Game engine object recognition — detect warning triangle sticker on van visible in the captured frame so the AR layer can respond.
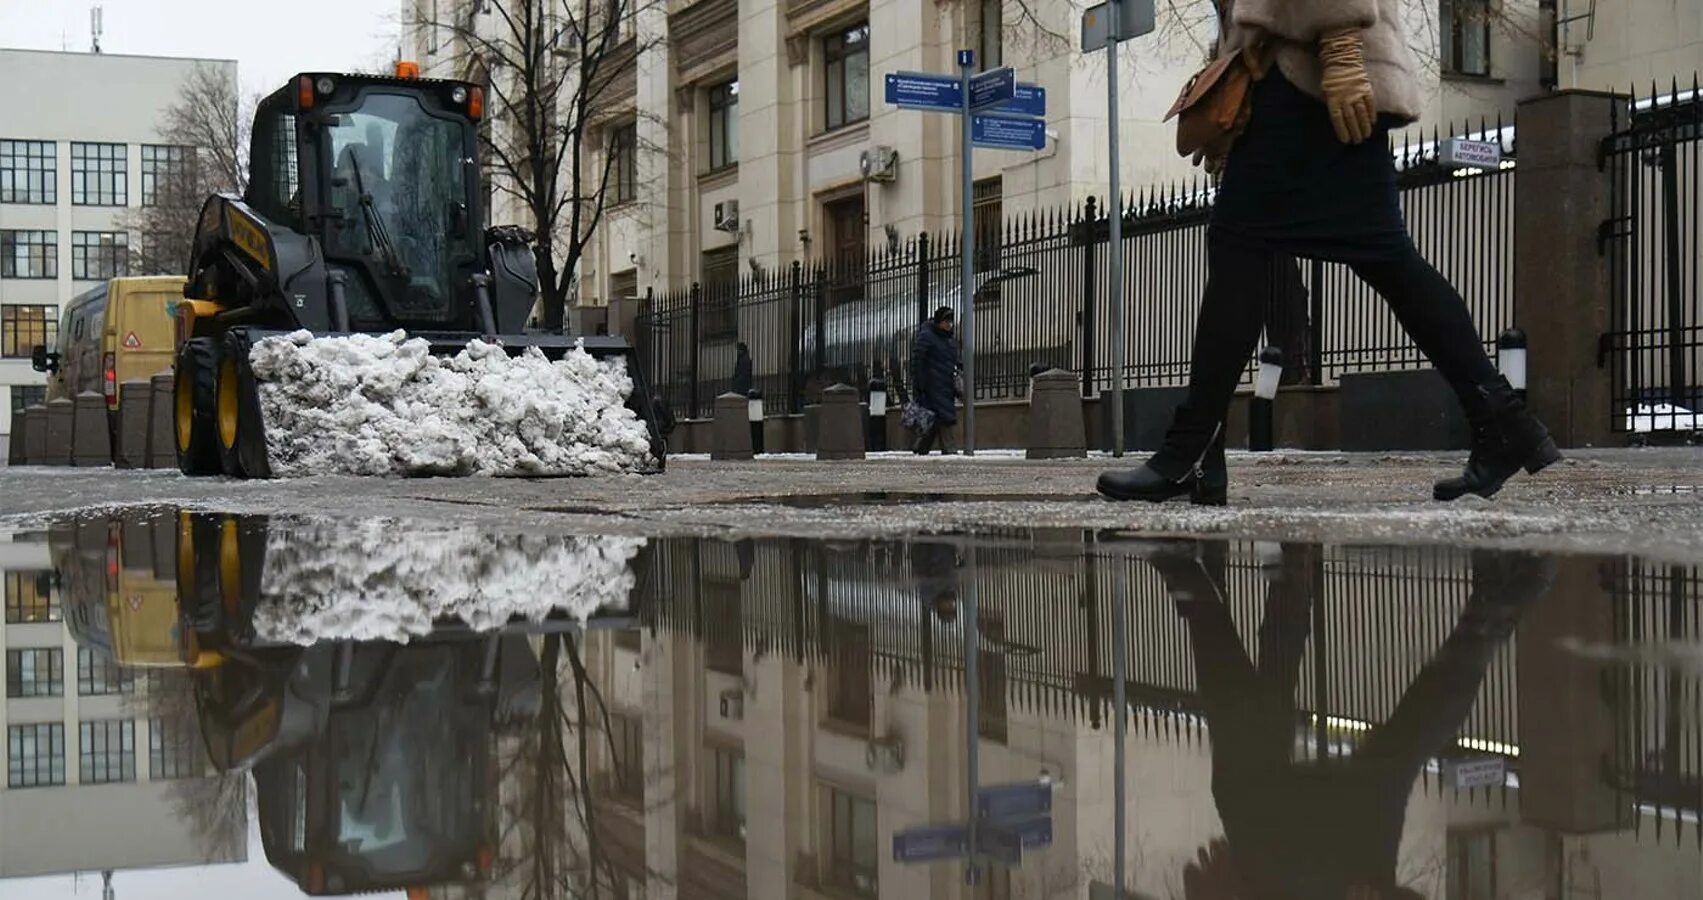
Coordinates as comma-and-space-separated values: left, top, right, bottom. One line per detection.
122, 331, 142, 349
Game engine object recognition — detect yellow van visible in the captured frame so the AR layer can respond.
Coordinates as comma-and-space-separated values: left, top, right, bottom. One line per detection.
33, 275, 183, 411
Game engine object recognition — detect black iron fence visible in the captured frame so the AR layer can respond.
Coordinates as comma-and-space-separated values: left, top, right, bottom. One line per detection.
636, 123, 1517, 421
1602, 77, 1703, 439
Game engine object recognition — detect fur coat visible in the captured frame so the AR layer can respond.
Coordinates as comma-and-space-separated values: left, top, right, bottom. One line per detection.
1219, 0, 1424, 124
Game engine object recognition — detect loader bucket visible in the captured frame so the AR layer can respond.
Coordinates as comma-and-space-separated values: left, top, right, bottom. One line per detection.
210, 328, 667, 478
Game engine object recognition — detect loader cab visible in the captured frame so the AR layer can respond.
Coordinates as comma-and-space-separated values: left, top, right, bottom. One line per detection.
248, 69, 485, 332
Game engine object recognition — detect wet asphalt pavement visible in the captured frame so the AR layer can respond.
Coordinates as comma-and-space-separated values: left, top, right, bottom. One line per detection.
0, 453, 1700, 897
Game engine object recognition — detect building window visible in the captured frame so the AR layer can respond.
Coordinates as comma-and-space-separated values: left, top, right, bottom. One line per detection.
10, 386, 47, 412
825, 619, 873, 731
72, 231, 129, 280
8, 723, 66, 788
827, 786, 878, 896
2, 305, 59, 358
4, 570, 58, 623
0, 140, 56, 204
824, 22, 871, 131
708, 80, 739, 171
1441, 0, 1491, 77
822, 192, 867, 309
700, 246, 740, 342
609, 123, 637, 205
6, 648, 64, 698
973, 176, 1003, 273
78, 647, 137, 696
1, 230, 58, 279
140, 145, 196, 207
150, 717, 203, 779
80, 719, 137, 784
710, 746, 746, 843
611, 714, 643, 802
71, 142, 127, 206
978, 0, 1003, 69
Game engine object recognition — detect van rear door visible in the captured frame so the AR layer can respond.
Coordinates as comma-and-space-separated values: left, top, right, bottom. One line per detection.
107, 277, 184, 402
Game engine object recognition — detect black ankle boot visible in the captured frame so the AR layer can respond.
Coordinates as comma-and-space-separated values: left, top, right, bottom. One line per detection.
1434, 382, 1562, 501
1097, 411, 1227, 505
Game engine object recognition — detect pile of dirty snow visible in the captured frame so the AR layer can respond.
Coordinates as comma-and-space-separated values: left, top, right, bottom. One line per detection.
249, 330, 654, 477
248, 518, 645, 644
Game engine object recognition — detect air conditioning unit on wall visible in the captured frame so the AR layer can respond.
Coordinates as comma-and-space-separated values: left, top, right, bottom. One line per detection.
719, 688, 744, 720
713, 200, 740, 232
860, 145, 899, 183
866, 734, 904, 774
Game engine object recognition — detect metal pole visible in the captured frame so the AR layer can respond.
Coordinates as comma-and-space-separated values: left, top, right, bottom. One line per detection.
1107, 3, 1126, 456
1110, 548, 1127, 897
962, 543, 981, 885
959, 49, 978, 456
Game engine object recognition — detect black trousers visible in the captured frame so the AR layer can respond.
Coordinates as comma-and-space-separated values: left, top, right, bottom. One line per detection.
1180, 236, 1502, 431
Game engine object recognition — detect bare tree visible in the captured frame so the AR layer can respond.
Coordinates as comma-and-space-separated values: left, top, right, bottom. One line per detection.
410, 0, 665, 333
123, 64, 252, 276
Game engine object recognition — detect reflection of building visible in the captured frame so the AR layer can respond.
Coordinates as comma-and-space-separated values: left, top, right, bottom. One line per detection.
566, 535, 1702, 899
0, 532, 246, 879
0, 48, 238, 448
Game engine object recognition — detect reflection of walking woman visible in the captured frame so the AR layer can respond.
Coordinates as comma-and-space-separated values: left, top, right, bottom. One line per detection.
1098, 0, 1559, 505
1142, 542, 1554, 899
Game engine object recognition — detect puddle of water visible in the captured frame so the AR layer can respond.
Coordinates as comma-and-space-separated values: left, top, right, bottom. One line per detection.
0, 510, 1699, 897
719, 490, 1101, 508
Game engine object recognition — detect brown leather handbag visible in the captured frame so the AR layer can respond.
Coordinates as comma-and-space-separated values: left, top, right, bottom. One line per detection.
1166, 49, 1254, 159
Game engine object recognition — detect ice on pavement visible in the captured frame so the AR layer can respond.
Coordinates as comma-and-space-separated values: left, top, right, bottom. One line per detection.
249, 330, 655, 477
249, 518, 645, 644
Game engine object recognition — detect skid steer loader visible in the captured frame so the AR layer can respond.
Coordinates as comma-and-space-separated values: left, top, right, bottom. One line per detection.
173, 65, 665, 477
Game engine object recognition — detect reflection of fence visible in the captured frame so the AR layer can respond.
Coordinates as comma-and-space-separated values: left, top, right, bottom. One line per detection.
635, 125, 1516, 421
1608, 557, 1703, 843
1602, 79, 1703, 437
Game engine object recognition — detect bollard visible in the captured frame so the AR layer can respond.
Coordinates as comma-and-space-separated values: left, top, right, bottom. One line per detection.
147, 373, 176, 469
7, 407, 25, 466
25, 406, 48, 464
116, 380, 152, 468
711, 392, 753, 460
867, 378, 889, 452
1249, 347, 1284, 452
816, 383, 866, 461
43, 399, 74, 466
747, 391, 766, 456
1027, 369, 1087, 459
72, 391, 113, 467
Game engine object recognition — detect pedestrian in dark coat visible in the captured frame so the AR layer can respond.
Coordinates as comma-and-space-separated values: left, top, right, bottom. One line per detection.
731, 342, 754, 396
1097, 0, 1558, 506
910, 307, 960, 454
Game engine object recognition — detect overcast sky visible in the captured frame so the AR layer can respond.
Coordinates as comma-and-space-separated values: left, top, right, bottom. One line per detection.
0, 0, 401, 97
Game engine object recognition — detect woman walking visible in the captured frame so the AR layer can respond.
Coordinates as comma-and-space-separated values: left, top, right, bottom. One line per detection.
1097, 0, 1559, 505
911, 306, 961, 454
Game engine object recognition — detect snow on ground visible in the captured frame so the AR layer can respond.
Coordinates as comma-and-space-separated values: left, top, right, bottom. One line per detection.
249, 330, 655, 477
1626, 403, 1701, 434
249, 517, 645, 644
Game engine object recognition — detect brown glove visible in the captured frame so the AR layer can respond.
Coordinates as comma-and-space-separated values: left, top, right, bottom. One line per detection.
1318, 28, 1377, 145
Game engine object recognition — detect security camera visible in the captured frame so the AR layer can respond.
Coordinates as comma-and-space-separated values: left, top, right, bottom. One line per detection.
628, 252, 643, 266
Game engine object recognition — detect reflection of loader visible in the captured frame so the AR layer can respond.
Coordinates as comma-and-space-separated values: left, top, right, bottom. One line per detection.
172, 65, 665, 477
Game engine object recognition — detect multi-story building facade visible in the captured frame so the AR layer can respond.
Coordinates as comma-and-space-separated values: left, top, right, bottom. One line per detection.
0, 48, 237, 451
409, 1, 1572, 323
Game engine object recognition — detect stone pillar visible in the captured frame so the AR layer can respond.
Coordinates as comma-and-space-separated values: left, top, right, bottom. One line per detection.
147, 374, 176, 469
115, 381, 151, 468
1517, 554, 1625, 833
1516, 91, 1623, 449
7, 407, 25, 465
1027, 368, 1087, 459
24, 406, 47, 464
712, 392, 754, 460
71, 391, 112, 467
43, 399, 74, 466
815, 383, 866, 460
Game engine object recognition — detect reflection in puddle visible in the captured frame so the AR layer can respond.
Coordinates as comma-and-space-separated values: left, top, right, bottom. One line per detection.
717, 491, 1100, 508
0, 512, 1699, 898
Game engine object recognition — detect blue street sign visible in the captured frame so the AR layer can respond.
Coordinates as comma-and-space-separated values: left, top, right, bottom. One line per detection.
978, 823, 1024, 865
957, 49, 975, 68
893, 824, 969, 863
885, 71, 962, 113
976, 780, 1053, 820
972, 114, 1047, 151
1000, 815, 1055, 848
997, 83, 1047, 118
969, 66, 1016, 111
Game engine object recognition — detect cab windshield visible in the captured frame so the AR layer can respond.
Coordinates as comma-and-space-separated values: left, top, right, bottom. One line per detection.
321, 92, 471, 321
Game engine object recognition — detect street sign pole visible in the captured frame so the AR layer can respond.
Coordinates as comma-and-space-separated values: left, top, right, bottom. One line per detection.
1107, 1, 1125, 458
959, 49, 978, 457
